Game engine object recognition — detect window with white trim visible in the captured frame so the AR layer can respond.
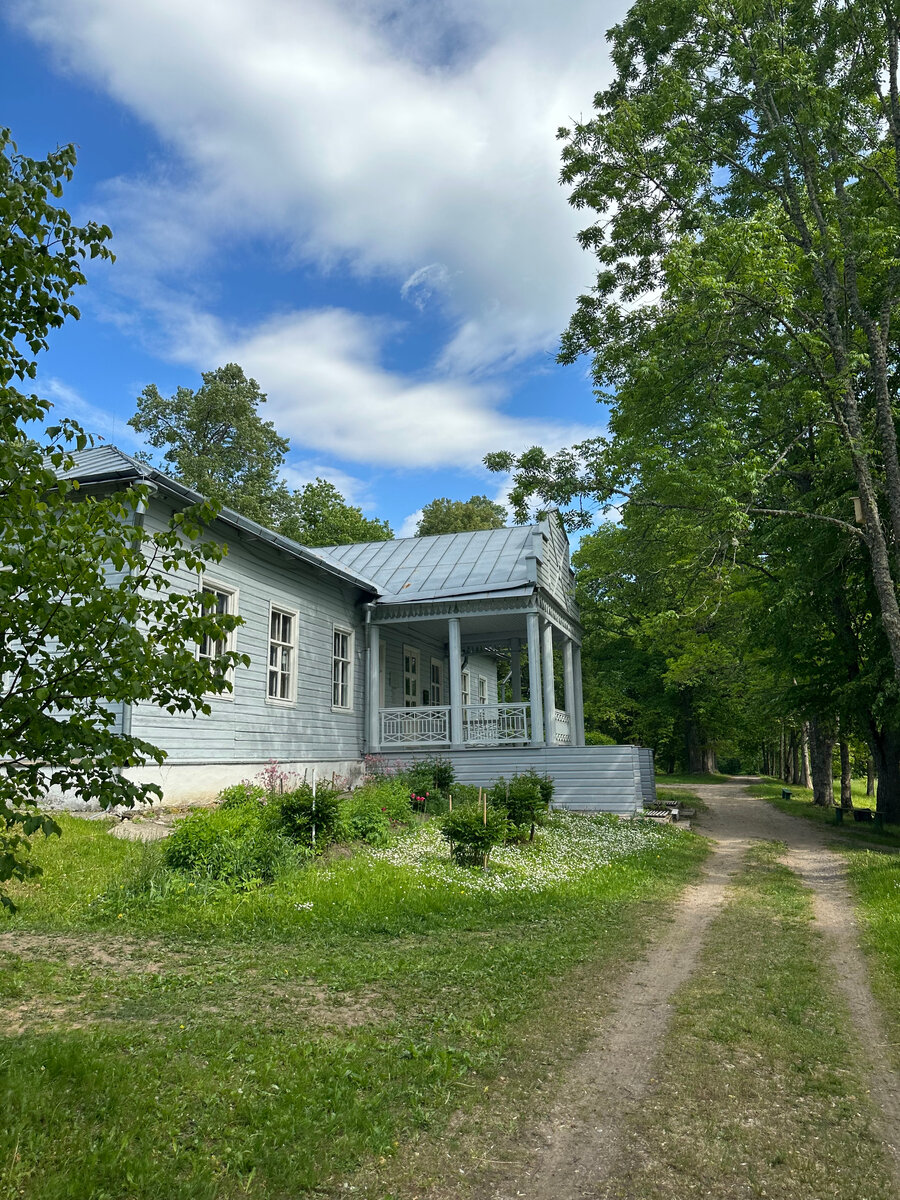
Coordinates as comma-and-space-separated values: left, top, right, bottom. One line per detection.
333, 626, 354, 710
403, 645, 419, 708
267, 606, 296, 702
430, 659, 443, 706
477, 675, 488, 704
198, 580, 237, 689
461, 669, 470, 707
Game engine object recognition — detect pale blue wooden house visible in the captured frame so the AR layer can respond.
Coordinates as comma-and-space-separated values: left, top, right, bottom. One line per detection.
63, 446, 652, 813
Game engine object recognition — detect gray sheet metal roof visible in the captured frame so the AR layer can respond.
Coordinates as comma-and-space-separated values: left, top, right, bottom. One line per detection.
309, 527, 541, 604
60, 445, 380, 594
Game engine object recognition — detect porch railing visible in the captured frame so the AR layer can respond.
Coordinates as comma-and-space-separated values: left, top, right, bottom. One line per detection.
554, 709, 572, 745
380, 706, 450, 746
464, 703, 530, 744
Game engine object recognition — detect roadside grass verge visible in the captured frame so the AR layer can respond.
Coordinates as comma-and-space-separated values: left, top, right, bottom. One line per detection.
606, 842, 896, 1200
845, 847, 900, 1073
750, 781, 900, 847
655, 787, 708, 813
654, 771, 734, 785
0, 814, 707, 1200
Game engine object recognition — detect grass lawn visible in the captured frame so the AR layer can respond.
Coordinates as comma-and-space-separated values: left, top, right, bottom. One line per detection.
654, 771, 735, 785
606, 843, 896, 1199
845, 847, 900, 1075
750, 779, 900, 847
0, 812, 707, 1200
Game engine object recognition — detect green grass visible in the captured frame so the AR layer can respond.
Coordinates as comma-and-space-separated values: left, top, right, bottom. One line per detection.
750, 780, 900, 847
605, 842, 896, 1199
845, 847, 900, 1073
655, 787, 708, 813
654, 771, 735, 785
0, 814, 707, 1199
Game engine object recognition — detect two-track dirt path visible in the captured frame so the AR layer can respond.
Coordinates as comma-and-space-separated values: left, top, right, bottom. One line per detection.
435, 779, 900, 1200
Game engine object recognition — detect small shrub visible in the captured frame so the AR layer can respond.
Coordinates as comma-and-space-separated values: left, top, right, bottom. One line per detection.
585, 731, 616, 745
164, 805, 292, 886
446, 782, 482, 807
274, 783, 342, 850
341, 777, 412, 846
440, 805, 508, 867
402, 756, 456, 798
489, 771, 553, 840
218, 782, 267, 809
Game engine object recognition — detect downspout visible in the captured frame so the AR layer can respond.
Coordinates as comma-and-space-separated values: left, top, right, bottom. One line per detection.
363, 601, 377, 755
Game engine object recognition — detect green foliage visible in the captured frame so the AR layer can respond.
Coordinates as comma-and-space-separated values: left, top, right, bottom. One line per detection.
218, 782, 267, 809
403, 757, 455, 797
0, 130, 245, 909
280, 478, 393, 547
130, 364, 292, 529
274, 784, 342, 850
489, 771, 553, 837
163, 805, 293, 886
585, 730, 616, 745
440, 804, 509, 866
416, 495, 506, 536
446, 783, 482, 807
340, 778, 412, 847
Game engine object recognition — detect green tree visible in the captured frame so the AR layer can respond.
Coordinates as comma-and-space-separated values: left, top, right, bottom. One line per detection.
280, 478, 392, 547
416, 495, 506, 536
130, 364, 292, 529
0, 131, 245, 905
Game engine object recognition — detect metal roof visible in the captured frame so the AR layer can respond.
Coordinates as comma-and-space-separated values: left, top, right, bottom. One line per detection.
309, 526, 542, 604
60, 445, 380, 594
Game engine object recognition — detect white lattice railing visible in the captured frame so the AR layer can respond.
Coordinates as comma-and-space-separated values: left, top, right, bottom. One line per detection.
464, 703, 530, 744
380, 706, 451, 746
554, 709, 572, 744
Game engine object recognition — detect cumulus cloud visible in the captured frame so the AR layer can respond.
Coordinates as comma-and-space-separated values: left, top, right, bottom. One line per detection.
173, 306, 595, 469
13, 0, 623, 372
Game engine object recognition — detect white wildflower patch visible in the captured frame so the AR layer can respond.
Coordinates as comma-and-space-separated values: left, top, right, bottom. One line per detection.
362, 812, 685, 895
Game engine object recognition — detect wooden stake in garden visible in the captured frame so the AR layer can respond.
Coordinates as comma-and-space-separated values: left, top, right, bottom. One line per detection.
311, 765, 317, 851
448, 793, 452, 812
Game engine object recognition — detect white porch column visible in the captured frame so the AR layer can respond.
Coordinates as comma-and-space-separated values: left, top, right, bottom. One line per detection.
573, 643, 586, 746
448, 616, 464, 747
525, 611, 544, 746
367, 622, 381, 751
541, 618, 556, 745
562, 637, 577, 746
510, 638, 522, 703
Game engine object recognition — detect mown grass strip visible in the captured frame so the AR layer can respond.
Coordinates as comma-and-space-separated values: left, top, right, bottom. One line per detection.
605, 842, 895, 1200
1, 816, 706, 1200
845, 847, 900, 1075
751, 781, 900, 847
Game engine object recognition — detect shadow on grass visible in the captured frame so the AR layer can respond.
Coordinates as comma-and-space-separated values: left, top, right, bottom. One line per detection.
750, 780, 900, 849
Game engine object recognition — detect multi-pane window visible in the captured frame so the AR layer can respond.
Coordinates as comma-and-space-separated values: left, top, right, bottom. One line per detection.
477, 675, 488, 704
430, 660, 443, 706
403, 646, 419, 708
461, 670, 470, 707
333, 627, 353, 709
268, 607, 296, 702
198, 582, 236, 687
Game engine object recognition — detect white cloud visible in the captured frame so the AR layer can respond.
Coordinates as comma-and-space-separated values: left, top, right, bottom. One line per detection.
175, 306, 595, 469
41, 377, 145, 452
397, 508, 423, 538
14, 0, 625, 372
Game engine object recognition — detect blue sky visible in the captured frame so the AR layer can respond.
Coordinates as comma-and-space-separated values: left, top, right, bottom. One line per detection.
4, 1, 620, 536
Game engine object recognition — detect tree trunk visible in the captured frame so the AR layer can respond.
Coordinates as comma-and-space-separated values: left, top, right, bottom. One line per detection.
801, 723, 812, 788
683, 704, 717, 775
839, 740, 853, 810
867, 757, 875, 797
790, 731, 800, 786
870, 724, 900, 825
808, 718, 834, 807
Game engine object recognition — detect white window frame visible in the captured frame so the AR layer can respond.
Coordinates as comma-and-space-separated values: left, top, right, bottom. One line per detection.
461, 669, 471, 707
429, 658, 444, 707
266, 602, 298, 706
477, 674, 488, 704
198, 577, 238, 698
332, 625, 355, 712
403, 644, 420, 708
378, 640, 387, 708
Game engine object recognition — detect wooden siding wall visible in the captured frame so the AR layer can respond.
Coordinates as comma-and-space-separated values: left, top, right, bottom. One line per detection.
638, 747, 657, 804
536, 517, 577, 618
377, 624, 499, 708
398, 745, 643, 815
130, 499, 369, 765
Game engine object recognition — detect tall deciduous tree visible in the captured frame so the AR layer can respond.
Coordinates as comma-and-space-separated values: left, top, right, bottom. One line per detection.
130, 364, 293, 529
416, 495, 506, 536
281, 478, 392, 547
0, 130, 244, 905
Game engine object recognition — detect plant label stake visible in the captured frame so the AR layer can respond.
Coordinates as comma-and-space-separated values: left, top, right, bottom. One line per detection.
312, 766, 317, 850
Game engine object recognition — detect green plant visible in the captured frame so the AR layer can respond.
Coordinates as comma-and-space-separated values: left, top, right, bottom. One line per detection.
489, 771, 553, 840
163, 804, 291, 886
446, 783, 482, 807
275, 784, 342, 850
340, 778, 412, 846
440, 805, 508, 867
218, 782, 267, 809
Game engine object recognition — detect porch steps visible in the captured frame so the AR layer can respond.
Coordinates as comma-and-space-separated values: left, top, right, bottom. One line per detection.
397, 745, 654, 815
